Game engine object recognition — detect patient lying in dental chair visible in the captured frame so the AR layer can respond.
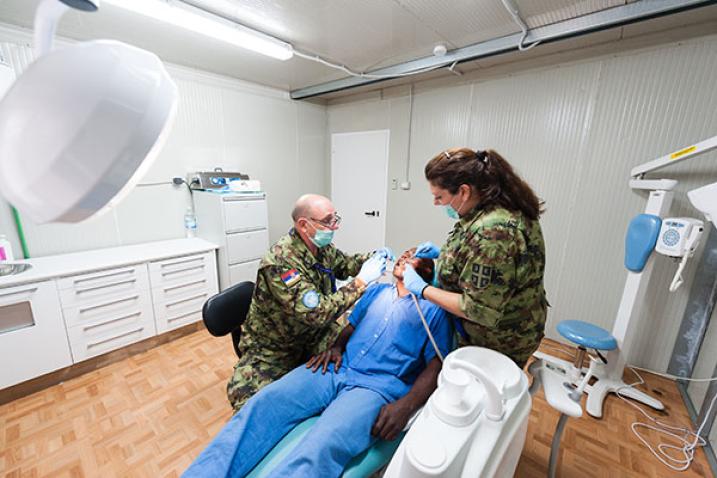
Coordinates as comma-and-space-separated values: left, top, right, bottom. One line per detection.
183, 249, 453, 478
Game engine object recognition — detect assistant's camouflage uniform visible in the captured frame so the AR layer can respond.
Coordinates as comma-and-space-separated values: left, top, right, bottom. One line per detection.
438, 207, 547, 367
227, 228, 371, 411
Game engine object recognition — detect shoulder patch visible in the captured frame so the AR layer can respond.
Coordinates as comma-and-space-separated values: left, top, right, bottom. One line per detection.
472, 264, 496, 289
302, 290, 320, 309
280, 269, 301, 287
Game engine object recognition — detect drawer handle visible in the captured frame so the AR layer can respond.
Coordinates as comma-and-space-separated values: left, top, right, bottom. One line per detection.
79, 294, 140, 314
166, 292, 208, 308
0, 287, 38, 299
167, 309, 200, 323
73, 269, 134, 285
161, 265, 205, 277
226, 226, 266, 234
75, 279, 137, 295
163, 279, 207, 293
82, 311, 142, 332
87, 327, 144, 349
160, 256, 204, 268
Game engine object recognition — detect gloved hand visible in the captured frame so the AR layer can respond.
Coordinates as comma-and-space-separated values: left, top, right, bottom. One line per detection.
403, 264, 429, 298
375, 247, 396, 261
415, 241, 440, 259
357, 254, 387, 284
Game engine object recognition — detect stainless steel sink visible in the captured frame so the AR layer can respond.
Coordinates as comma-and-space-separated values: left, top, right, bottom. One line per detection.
0, 263, 32, 277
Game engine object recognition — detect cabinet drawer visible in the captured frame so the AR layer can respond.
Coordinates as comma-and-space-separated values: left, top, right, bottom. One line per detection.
229, 260, 261, 287
67, 312, 155, 362
62, 289, 152, 329
149, 252, 216, 289
223, 198, 268, 233
153, 288, 213, 334
226, 230, 268, 265
58, 265, 150, 308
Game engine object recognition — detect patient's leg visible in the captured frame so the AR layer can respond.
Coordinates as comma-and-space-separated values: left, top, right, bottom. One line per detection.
267, 386, 388, 478
183, 365, 341, 478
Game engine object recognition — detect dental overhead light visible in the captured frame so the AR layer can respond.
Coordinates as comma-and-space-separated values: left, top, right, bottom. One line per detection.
0, 0, 178, 223
103, 0, 294, 61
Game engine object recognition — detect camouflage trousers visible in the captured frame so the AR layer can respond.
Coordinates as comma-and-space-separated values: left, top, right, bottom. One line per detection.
458, 305, 546, 368
226, 353, 294, 412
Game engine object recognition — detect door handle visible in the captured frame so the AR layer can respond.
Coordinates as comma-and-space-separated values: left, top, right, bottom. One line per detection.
364, 210, 379, 217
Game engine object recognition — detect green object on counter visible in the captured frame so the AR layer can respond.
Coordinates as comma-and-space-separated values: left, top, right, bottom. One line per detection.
11, 206, 30, 259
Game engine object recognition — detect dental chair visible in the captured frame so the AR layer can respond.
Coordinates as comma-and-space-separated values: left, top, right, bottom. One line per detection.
200, 283, 405, 477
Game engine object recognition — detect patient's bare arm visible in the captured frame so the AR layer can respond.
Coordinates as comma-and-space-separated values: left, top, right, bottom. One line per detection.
371, 357, 442, 441
306, 324, 355, 374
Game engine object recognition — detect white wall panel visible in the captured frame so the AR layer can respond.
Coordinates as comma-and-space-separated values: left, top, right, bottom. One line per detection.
328, 33, 717, 370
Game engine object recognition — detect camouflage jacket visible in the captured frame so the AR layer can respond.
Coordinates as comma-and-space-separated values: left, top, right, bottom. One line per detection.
438, 207, 548, 365
239, 228, 371, 365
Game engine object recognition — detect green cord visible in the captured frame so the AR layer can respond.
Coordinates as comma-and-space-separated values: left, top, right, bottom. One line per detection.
11, 206, 29, 259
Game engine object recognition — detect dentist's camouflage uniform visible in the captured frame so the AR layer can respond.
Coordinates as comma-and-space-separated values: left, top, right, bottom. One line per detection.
227, 228, 370, 411
438, 206, 548, 367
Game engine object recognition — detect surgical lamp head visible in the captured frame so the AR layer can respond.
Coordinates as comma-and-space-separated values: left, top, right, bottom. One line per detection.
0, 0, 177, 223
688, 182, 717, 230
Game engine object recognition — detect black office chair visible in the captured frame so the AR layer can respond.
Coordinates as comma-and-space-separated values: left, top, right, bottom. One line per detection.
202, 281, 255, 357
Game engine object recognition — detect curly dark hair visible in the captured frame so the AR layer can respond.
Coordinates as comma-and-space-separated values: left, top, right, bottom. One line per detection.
425, 148, 544, 220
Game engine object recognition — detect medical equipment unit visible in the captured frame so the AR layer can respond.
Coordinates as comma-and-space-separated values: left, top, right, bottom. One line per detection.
528, 135, 717, 474
384, 347, 531, 478
188, 169, 261, 192
0, 0, 177, 224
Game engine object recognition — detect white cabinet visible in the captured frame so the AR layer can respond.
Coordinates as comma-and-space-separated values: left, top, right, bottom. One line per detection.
58, 264, 156, 362
194, 192, 269, 290
149, 252, 218, 333
0, 280, 73, 389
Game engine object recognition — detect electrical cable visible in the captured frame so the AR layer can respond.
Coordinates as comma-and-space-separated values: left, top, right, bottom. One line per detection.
499, 0, 541, 51
293, 48, 454, 80
615, 366, 717, 472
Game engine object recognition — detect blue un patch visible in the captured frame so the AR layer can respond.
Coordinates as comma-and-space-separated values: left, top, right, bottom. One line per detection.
302, 290, 320, 309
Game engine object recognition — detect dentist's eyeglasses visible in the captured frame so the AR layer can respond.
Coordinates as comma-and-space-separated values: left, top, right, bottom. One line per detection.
308, 213, 342, 228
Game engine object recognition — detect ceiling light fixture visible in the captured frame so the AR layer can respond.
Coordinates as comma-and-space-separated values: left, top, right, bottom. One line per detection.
103, 0, 294, 61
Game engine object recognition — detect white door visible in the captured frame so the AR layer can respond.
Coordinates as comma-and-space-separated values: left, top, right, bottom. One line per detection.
331, 130, 390, 254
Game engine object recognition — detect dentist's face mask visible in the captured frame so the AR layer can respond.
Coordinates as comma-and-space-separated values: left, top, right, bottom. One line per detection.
307, 219, 335, 248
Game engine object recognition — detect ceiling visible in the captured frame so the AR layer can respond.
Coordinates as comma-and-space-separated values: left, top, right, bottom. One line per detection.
0, 0, 715, 97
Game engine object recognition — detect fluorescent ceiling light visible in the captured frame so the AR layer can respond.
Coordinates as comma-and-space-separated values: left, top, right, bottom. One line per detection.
103, 0, 294, 60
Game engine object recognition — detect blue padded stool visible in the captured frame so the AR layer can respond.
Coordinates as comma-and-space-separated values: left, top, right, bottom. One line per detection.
246, 416, 404, 478
557, 320, 617, 369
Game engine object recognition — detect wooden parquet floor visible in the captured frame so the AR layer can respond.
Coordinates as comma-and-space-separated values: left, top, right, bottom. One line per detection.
0, 331, 713, 477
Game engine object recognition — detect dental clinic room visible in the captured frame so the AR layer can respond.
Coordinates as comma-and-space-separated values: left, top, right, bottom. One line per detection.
2, 1, 717, 477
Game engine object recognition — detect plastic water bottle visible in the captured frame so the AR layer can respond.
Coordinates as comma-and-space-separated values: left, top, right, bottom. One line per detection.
0, 234, 13, 261
184, 207, 197, 238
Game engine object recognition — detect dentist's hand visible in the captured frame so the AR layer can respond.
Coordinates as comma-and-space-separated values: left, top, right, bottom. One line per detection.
403, 264, 429, 298
375, 247, 396, 261
357, 254, 387, 285
415, 241, 440, 259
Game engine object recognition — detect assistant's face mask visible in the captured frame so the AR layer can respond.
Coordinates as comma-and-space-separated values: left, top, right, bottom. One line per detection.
444, 191, 467, 220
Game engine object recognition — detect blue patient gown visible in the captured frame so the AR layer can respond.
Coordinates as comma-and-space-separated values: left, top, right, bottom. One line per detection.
183, 283, 452, 478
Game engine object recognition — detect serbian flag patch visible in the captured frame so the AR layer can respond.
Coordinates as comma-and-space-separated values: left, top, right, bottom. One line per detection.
281, 269, 301, 287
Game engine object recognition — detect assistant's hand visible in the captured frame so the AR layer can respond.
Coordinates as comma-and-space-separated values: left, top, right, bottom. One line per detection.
306, 346, 343, 374
371, 399, 414, 441
415, 241, 440, 259
375, 247, 396, 261
403, 264, 428, 298
357, 254, 386, 284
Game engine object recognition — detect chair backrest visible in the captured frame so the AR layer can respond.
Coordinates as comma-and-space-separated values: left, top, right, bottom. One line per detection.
202, 281, 255, 337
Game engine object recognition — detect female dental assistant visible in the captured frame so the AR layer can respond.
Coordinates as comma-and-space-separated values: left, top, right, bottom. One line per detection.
402, 148, 548, 367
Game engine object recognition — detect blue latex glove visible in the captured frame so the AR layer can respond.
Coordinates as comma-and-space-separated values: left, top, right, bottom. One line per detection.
375, 247, 396, 261
415, 241, 440, 259
357, 254, 387, 284
403, 264, 429, 298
